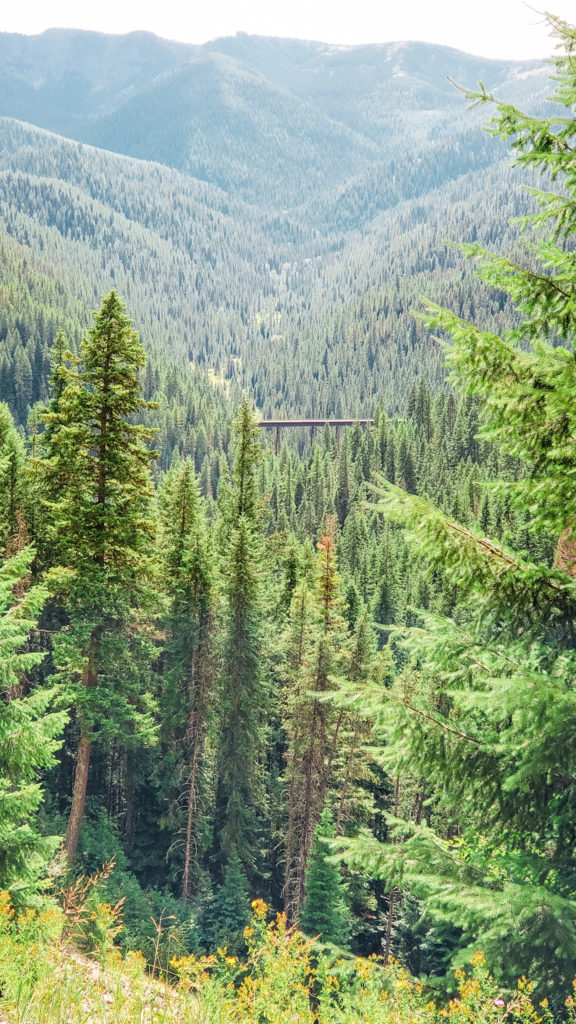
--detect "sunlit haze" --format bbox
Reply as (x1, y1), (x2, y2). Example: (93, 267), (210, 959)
(2, 0), (575, 60)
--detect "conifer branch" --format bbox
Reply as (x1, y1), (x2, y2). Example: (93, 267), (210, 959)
(394, 696), (483, 746)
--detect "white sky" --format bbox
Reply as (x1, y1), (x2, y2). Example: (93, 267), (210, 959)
(1, 1), (575, 61)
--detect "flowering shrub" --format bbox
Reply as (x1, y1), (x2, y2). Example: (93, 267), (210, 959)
(172, 900), (317, 1022)
(0, 892), (570, 1024)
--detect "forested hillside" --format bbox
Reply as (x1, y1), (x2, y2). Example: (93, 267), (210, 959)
(0, 30), (549, 204)
(0, 27), (554, 431)
(0, 115), (536, 429)
(3, 13), (576, 1022)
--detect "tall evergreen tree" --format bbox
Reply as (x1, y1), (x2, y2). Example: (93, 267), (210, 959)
(342, 17), (576, 994)
(215, 401), (269, 872)
(206, 850), (251, 954)
(158, 459), (216, 901)
(0, 547), (65, 902)
(0, 403), (27, 555)
(42, 291), (157, 861)
(283, 533), (349, 919)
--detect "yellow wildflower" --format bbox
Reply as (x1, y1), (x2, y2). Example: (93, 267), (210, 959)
(251, 898), (268, 918)
(0, 891), (13, 920)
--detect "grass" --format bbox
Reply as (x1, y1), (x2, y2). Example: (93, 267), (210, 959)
(0, 892), (570, 1024)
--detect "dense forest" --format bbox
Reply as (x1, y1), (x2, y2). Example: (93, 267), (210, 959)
(2, 12), (576, 1024)
(0, 28), (554, 431)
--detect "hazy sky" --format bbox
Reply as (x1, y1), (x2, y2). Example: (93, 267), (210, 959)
(2, 1), (574, 60)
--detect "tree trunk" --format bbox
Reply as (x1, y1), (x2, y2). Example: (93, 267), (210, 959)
(181, 743), (200, 903)
(63, 639), (97, 861)
(554, 528), (576, 577)
(63, 730), (92, 860)
(383, 775), (400, 962)
(123, 748), (135, 845)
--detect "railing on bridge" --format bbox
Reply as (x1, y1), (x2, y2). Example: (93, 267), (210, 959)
(258, 418), (374, 453)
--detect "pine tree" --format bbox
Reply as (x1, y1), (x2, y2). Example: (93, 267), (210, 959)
(215, 401), (269, 872)
(341, 502), (368, 577)
(43, 292), (157, 861)
(206, 851), (250, 953)
(283, 533), (349, 919)
(333, 605), (379, 836)
(0, 547), (66, 902)
(157, 459), (216, 901)
(342, 17), (576, 994)
(0, 403), (26, 554)
(300, 810), (349, 947)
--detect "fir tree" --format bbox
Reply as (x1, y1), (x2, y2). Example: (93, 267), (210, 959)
(283, 532), (349, 919)
(300, 810), (349, 947)
(206, 851), (251, 954)
(333, 605), (379, 835)
(157, 459), (216, 901)
(215, 401), (269, 872)
(0, 403), (26, 555)
(43, 291), (157, 861)
(342, 17), (576, 994)
(0, 547), (66, 902)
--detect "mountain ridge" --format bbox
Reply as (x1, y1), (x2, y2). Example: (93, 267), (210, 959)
(0, 29), (551, 209)
(0, 27), (556, 427)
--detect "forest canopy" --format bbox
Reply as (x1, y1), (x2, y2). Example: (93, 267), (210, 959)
(1, 11), (576, 1020)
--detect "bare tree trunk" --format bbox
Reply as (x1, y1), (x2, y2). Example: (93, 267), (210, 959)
(63, 640), (97, 861)
(411, 779), (427, 826)
(283, 746), (299, 919)
(123, 748), (135, 844)
(383, 775), (400, 962)
(63, 731), (92, 860)
(554, 528), (576, 577)
(297, 739), (317, 910)
(181, 633), (212, 903)
(181, 743), (200, 902)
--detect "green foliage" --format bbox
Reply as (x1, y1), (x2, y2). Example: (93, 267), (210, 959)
(1, 19), (573, 986)
(300, 810), (350, 947)
(282, 532), (351, 918)
(0, 404), (26, 554)
(44, 290), (157, 572)
(0, 894), (569, 1024)
(0, 548), (65, 902)
(215, 401), (269, 871)
(41, 291), (159, 859)
(341, 14), (576, 998)
(157, 459), (216, 900)
(205, 853), (251, 955)
(0, 36), (548, 437)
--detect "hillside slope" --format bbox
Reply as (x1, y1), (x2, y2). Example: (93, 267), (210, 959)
(0, 30), (551, 209)
(0, 29), (554, 423)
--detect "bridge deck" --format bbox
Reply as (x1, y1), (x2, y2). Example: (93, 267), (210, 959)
(258, 419), (374, 428)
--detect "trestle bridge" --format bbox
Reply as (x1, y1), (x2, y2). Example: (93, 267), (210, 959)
(258, 418), (374, 454)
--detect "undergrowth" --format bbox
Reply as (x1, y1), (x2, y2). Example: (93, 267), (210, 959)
(0, 889), (572, 1023)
